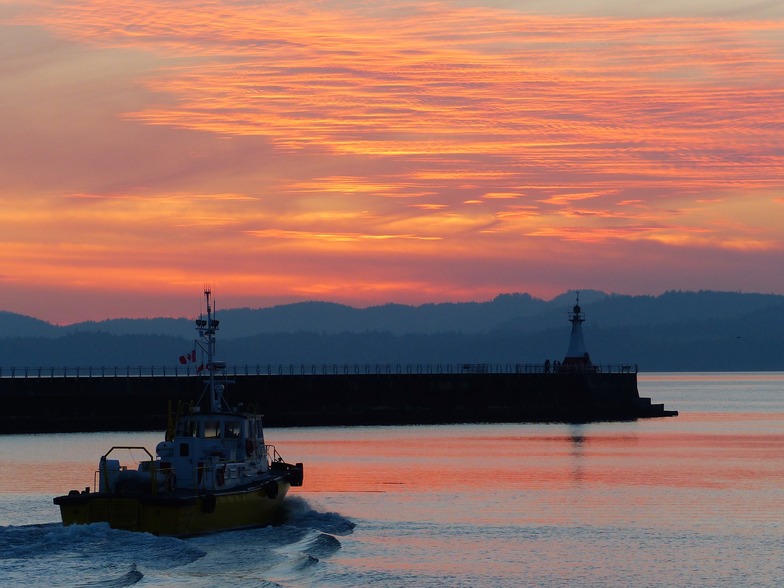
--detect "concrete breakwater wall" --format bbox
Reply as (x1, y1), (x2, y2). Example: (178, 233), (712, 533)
(1, 366), (676, 434)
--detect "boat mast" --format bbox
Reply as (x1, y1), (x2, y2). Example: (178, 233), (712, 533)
(196, 287), (224, 413)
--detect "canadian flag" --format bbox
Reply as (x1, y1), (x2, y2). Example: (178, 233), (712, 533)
(179, 350), (197, 364)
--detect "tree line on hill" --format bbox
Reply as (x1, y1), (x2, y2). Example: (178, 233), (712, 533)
(0, 290), (782, 372)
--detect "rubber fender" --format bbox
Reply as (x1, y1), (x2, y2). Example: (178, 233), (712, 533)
(264, 480), (279, 499)
(289, 463), (304, 487)
(201, 493), (217, 514)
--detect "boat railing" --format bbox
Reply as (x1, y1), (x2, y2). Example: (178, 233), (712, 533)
(102, 445), (155, 461)
(93, 446), (158, 494)
(265, 444), (284, 465)
(0, 363), (638, 379)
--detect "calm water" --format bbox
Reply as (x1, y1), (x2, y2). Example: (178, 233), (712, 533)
(1, 373), (783, 587)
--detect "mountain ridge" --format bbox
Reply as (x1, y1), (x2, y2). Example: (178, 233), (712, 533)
(1, 290), (781, 371)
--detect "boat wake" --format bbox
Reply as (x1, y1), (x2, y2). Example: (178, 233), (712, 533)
(184, 497), (355, 585)
(1, 522), (205, 587)
(0, 498), (354, 587)
(276, 495), (357, 536)
(75, 564), (143, 587)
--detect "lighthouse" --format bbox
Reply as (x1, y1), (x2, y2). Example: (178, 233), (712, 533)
(562, 292), (593, 371)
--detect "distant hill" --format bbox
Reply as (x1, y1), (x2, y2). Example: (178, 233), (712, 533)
(0, 290), (782, 371)
(49, 292), (548, 338)
(0, 311), (60, 338)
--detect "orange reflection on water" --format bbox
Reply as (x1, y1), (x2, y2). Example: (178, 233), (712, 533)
(4, 413), (783, 534)
(280, 416), (784, 533)
(279, 413), (784, 499)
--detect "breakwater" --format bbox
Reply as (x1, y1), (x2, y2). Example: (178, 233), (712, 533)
(0, 363), (676, 434)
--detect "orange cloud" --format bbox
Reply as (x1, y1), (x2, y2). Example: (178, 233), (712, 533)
(246, 228), (441, 243)
(1, 1), (783, 321)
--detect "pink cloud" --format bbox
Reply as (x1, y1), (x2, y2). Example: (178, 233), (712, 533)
(1, 1), (783, 321)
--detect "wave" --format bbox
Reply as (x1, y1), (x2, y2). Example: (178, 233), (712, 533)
(305, 532), (343, 559)
(180, 498), (352, 585)
(0, 521), (206, 566)
(277, 496), (356, 536)
(75, 564), (143, 587)
(0, 522), (205, 587)
(0, 498), (351, 587)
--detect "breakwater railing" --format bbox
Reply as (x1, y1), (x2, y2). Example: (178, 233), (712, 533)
(0, 363), (638, 379)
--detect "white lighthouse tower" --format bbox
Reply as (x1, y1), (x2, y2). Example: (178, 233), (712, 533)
(563, 292), (593, 371)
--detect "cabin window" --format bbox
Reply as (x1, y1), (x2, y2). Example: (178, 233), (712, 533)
(224, 421), (241, 438)
(178, 420), (198, 437)
(204, 420), (221, 438)
(179, 443), (189, 457)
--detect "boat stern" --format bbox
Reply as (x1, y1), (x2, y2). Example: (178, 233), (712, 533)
(270, 460), (304, 487)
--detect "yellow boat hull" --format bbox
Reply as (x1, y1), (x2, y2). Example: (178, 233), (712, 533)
(54, 482), (291, 537)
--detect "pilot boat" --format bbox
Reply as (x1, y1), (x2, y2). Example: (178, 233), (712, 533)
(53, 289), (303, 536)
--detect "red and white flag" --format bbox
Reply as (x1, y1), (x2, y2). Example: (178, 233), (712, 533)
(179, 349), (196, 364)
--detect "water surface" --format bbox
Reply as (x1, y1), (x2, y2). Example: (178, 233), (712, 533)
(1, 373), (782, 586)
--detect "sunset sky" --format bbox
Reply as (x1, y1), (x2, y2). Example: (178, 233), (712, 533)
(2, 0), (783, 324)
